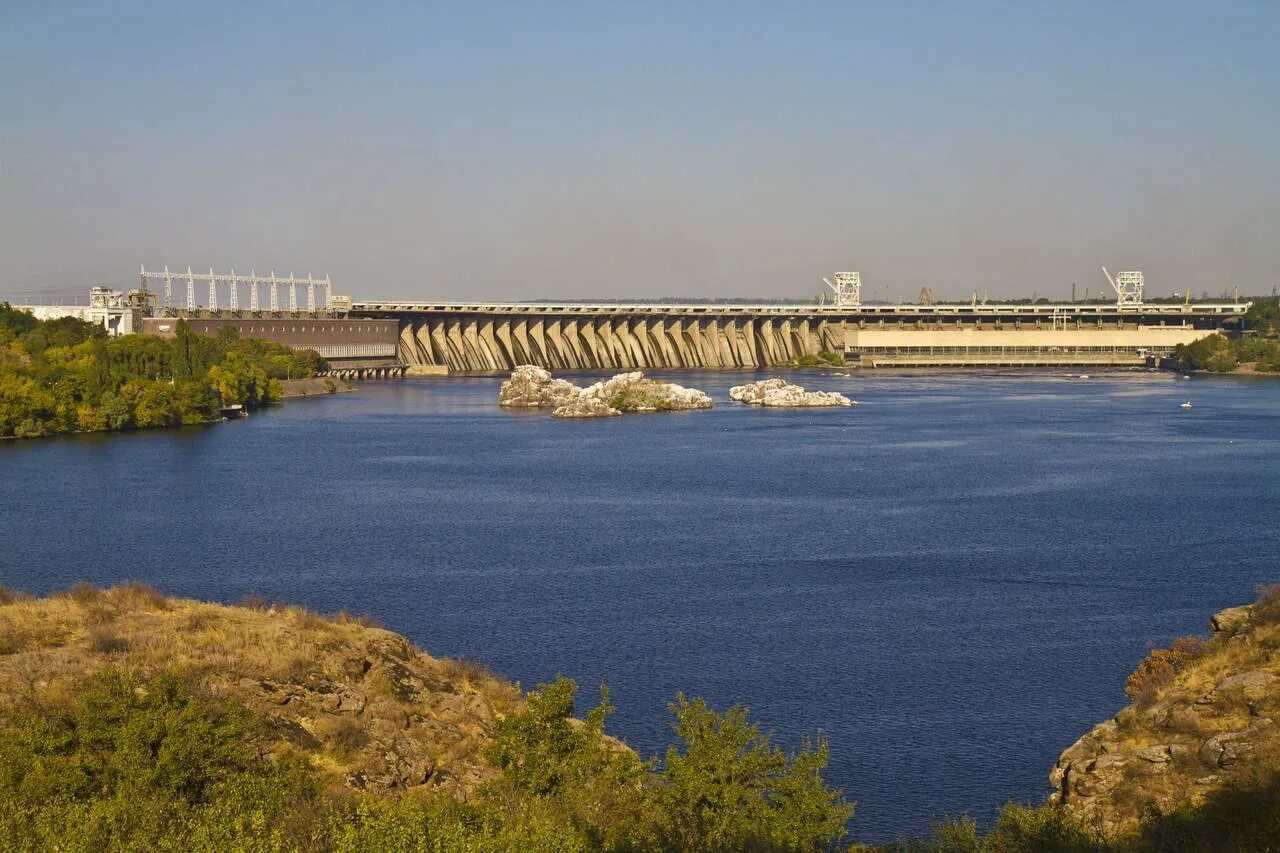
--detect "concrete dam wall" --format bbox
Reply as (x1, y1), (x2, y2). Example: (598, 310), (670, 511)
(394, 314), (845, 371)
(349, 302), (1248, 373)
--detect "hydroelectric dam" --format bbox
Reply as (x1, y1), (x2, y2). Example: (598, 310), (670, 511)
(352, 298), (1245, 372)
(125, 267), (1249, 373)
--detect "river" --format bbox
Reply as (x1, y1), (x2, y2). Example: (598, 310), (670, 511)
(2, 368), (1278, 841)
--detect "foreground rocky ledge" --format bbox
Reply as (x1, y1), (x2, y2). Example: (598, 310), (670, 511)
(498, 365), (712, 418)
(1049, 590), (1280, 840)
(0, 584), (519, 796)
(729, 378), (855, 408)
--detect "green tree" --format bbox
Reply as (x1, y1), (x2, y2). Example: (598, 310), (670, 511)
(655, 694), (853, 852)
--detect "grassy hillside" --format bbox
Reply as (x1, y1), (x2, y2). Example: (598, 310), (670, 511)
(0, 584), (851, 852)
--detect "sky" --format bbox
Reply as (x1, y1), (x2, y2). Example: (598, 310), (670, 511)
(2, 1), (1278, 303)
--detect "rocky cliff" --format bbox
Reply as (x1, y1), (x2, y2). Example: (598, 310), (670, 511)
(0, 584), (521, 797)
(1050, 591), (1280, 840)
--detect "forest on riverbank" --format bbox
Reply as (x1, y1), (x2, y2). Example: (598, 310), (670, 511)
(0, 305), (326, 438)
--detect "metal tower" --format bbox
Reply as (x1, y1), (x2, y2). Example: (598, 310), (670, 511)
(208, 268), (218, 311)
(228, 269), (238, 311)
(249, 270), (259, 311)
(306, 274), (316, 312)
(822, 272), (862, 307)
(1102, 267), (1144, 306)
(186, 267), (196, 309)
(288, 273), (298, 311)
(270, 272), (279, 312)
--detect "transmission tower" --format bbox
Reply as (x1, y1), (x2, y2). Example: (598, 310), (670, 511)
(208, 268), (218, 311)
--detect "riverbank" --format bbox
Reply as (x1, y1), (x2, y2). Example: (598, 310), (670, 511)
(6, 584), (1280, 849)
(0, 583), (852, 850)
(280, 376), (354, 397)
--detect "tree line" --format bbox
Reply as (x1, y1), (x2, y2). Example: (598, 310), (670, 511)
(0, 304), (326, 439)
(1173, 296), (1280, 373)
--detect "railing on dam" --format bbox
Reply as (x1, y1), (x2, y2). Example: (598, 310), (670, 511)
(352, 300), (1248, 319)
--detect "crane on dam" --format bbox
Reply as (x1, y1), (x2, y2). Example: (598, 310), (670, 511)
(1102, 267), (1145, 306)
(822, 272), (862, 307)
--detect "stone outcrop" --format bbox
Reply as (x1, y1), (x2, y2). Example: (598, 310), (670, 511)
(0, 585), (523, 798)
(497, 365), (581, 408)
(1048, 594), (1280, 839)
(729, 378), (855, 408)
(499, 367), (712, 419)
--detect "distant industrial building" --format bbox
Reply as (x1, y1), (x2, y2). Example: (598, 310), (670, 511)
(11, 287), (149, 336)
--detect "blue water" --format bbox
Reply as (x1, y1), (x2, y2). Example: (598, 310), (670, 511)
(2, 369), (1279, 841)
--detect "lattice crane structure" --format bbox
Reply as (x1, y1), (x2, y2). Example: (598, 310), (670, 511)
(822, 272), (862, 307)
(1102, 267), (1144, 306)
(139, 266), (333, 313)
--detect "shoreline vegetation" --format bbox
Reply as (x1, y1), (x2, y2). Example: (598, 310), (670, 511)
(3, 584), (1280, 850)
(0, 304), (330, 440)
(1173, 296), (1280, 375)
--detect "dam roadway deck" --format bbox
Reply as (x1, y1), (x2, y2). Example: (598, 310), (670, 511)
(348, 300), (1248, 372)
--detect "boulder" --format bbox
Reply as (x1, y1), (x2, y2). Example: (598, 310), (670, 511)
(729, 378), (854, 408)
(498, 365), (582, 408)
(1213, 670), (1278, 702)
(1211, 605), (1253, 635)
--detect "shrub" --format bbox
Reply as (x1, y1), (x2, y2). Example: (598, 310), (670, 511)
(1125, 636), (1204, 703)
(67, 581), (102, 605)
(87, 625), (129, 654)
(0, 586), (29, 606)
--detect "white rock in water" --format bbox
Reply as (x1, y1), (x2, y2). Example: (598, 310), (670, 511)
(729, 378), (854, 408)
(498, 365), (582, 408)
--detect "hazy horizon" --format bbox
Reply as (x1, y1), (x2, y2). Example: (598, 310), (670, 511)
(3, 2), (1278, 303)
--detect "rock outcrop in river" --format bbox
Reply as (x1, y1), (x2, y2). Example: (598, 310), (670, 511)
(729, 378), (855, 408)
(498, 366), (712, 419)
(1049, 589), (1280, 840)
(497, 365), (582, 408)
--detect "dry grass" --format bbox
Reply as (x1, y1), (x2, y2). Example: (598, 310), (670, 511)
(0, 582), (525, 797)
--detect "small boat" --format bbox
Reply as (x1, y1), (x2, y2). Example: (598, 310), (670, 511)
(1078, 374), (1090, 380)
(1182, 375), (1191, 380)
(1179, 401), (1193, 409)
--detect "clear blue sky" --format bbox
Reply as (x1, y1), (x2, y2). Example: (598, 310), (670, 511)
(2, 1), (1277, 301)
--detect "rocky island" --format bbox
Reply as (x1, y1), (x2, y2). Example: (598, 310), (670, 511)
(498, 365), (712, 418)
(729, 378), (855, 408)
